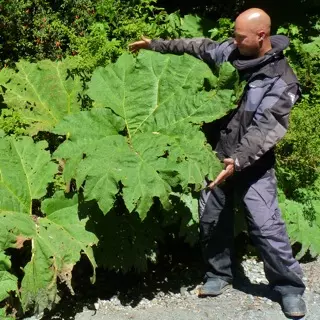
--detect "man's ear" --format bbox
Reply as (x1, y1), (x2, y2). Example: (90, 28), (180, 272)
(258, 31), (266, 41)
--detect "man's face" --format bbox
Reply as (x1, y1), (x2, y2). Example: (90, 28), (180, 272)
(233, 20), (261, 57)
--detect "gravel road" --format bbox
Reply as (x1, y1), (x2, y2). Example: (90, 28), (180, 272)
(25, 256), (320, 320)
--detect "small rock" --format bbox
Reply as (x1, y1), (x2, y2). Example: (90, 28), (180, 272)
(110, 296), (121, 306)
(180, 286), (189, 295)
(190, 287), (200, 295)
(94, 302), (100, 310)
(248, 294), (254, 301)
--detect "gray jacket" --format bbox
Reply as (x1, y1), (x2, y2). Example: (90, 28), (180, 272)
(149, 35), (300, 171)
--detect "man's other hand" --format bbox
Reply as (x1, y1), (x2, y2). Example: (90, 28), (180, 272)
(207, 158), (235, 189)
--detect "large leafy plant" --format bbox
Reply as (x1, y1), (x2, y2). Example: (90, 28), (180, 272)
(53, 52), (238, 217)
(0, 50), (239, 317)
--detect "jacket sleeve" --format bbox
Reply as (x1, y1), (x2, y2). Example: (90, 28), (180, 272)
(148, 38), (233, 66)
(230, 81), (301, 171)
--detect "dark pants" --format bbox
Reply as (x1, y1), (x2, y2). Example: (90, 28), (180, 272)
(198, 166), (305, 296)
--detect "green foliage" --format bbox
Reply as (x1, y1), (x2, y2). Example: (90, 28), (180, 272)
(279, 189), (320, 260)
(0, 58), (82, 135)
(208, 18), (234, 41)
(0, 307), (15, 320)
(0, 0), (94, 66)
(276, 24), (320, 198)
(274, 23), (320, 261)
(161, 13), (234, 40)
(158, 0), (320, 31)
(67, 0), (176, 71)
(0, 0), (182, 71)
(0, 0), (236, 72)
(276, 98), (320, 194)
(277, 21), (320, 97)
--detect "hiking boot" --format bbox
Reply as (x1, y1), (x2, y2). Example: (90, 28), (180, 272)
(197, 278), (232, 297)
(281, 294), (307, 317)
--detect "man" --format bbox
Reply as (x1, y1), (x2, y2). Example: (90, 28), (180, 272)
(129, 8), (306, 317)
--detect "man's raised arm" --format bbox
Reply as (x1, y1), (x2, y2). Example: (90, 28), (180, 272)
(129, 36), (234, 66)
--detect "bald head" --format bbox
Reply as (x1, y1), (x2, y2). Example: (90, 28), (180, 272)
(236, 8), (271, 36)
(233, 8), (272, 57)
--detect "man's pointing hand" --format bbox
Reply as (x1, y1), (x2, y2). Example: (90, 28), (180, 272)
(128, 36), (151, 53)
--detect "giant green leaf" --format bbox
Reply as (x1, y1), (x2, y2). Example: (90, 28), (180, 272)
(54, 51), (237, 218)
(0, 136), (97, 313)
(54, 51), (236, 218)
(0, 58), (82, 135)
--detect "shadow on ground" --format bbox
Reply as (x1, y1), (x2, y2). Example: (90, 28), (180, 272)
(37, 233), (306, 320)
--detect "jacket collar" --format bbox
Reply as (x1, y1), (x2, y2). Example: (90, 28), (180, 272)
(229, 35), (290, 81)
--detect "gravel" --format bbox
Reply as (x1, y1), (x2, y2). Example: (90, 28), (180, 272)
(24, 256), (320, 320)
